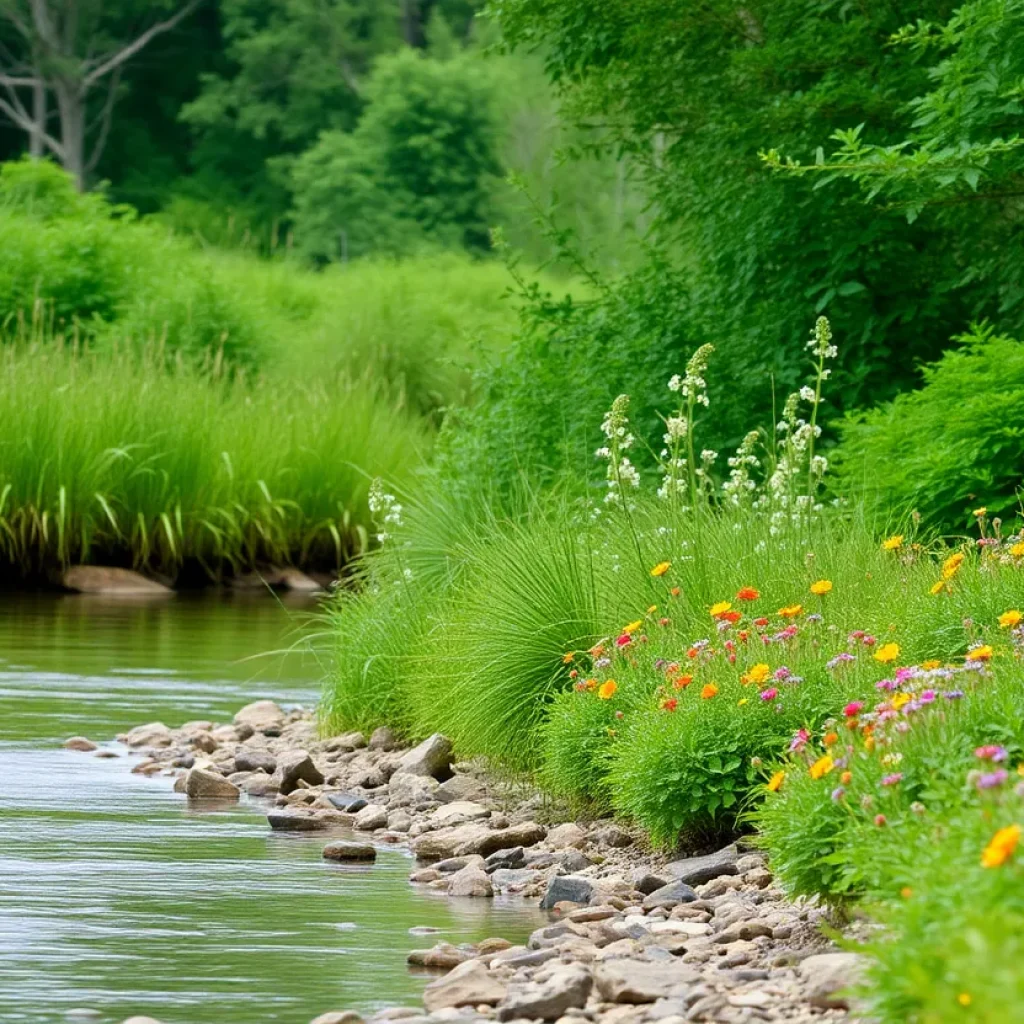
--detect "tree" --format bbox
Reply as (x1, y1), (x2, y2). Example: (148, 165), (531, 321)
(0, 0), (201, 189)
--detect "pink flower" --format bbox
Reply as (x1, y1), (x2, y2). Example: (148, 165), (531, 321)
(615, 634), (632, 648)
(760, 687), (779, 702)
(874, 814), (887, 827)
(975, 745), (1009, 762)
(844, 701), (864, 718)
(881, 773), (903, 787)
(789, 728), (810, 753)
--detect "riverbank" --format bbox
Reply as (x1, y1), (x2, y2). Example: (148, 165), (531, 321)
(85, 701), (868, 1024)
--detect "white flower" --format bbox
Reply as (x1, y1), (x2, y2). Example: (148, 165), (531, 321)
(668, 374), (683, 392)
(799, 386), (815, 402)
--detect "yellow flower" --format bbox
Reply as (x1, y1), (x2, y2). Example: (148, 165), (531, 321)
(767, 770), (785, 792)
(623, 620), (643, 635)
(999, 610), (1023, 629)
(930, 580), (947, 596)
(598, 680), (618, 700)
(701, 683), (719, 700)
(942, 551), (965, 580)
(650, 561), (671, 577)
(562, 651), (575, 664)
(981, 824), (1021, 868)
(900, 886), (913, 900)
(892, 692), (912, 710)
(737, 698), (748, 706)
(742, 663), (771, 686)
(882, 535), (904, 551)
(1011, 542), (1024, 558)
(709, 601), (732, 618)
(809, 754), (835, 780)
(810, 579), (833, 596)
(958, 993), (972, 1007)
(969, 645), (993, 662)
(647, 605), (658, 615)
(973, 507), (988, 518)
(921, 659), (941, 670)
(874, 642), (900, 664)
(778, 604), (803, 618)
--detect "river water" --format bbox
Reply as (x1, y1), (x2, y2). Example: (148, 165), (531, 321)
(0, 594), (541, 1024)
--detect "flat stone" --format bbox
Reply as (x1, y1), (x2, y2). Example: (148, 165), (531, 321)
(423, 960), (508, 1012)
(64, 736), (98, 752)
(642, 881), (699, 909)
(233, 700), (285, 732)
(412, 824), (491, 861)
(124, 722), (173, 748)
(397, 733), (454, 780)
(485, 847), (526, 871)
(62, 566), (171, 595)
(798, 952), (865, 1009)
(184, 767), (240, 801)
(459, 822), (547, 858)
(496, 964), (593, 1022)
(448, 864), (493, 897)
(235, 750), (277, 774)
(326, 792), (369, 813)
(491, 868), (539, 893)
(353, 804), (388, 831)
(593, 960), (699, 1004)
(309, 1013), (363, 1024)
(278, 750), (325, 795)
(631, 871), (670, 895)
(540, 875), (594, 910)
(714, 920), (774, 943)
(267, 810), (327, 831)
(323, 841), (377, 862)
(436, 775), (486, 804)
(407, 943), (473, 970)
(545, 823), (588, 849)
(430, 801), (491, 828)
(664, 845), (739, 886)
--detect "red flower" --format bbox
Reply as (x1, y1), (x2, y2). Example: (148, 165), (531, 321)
(737, 587), (760, 601)
(844, 701), (864, 717)
(661, 698), (679, 712)
(721, 610), (742, 624)
(615, 633), (632, 648)
(754, 617), (769, 627)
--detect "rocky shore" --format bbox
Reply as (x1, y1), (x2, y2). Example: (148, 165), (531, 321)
(69, 702), (868, 1024)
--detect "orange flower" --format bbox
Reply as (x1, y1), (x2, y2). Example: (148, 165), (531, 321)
(670, 586), (681, 597)
(840, 771), (853, 785)
(737, 587), (760, 601)
(672, 674), (693, 689)
(721, 610), (742, 624)
(562, 651), (575, 664)
(921, 659), (941, 670)
(709, 601), (732, 618)
(651, 561), (671, 577)
(767, 770), (785, 792)
(874, 642), (900, 664)
(900, 886), (913, 900)
(823, 731), (839, 747)
(598, 680), (618, 700)
(942, 551), (964, 580)
(809, 755), (834, 780)
(981, 824), (1021, 868)
(810, 580), (833, 596)
(700, 683), (719, 700)
(969, 645), (993, 662)
(999, 610), (1022, 629)
(778, 604), (803, 618)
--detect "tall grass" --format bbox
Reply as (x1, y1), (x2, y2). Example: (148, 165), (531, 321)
(0, 339), (429, 577)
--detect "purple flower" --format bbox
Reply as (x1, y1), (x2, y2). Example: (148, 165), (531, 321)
(943, 689), (965, 700)
(826, 652), (856, 670)
(831, 786), (846, 802)
(774, 666), (793, 681)
(876, 678), (897, 692)
(919, 690), (937, 704)
(881, 773), (903, 787)
(975, 745), (1008, 762)
(806, 613), (823, 624)
(977, 769), (1009, 790)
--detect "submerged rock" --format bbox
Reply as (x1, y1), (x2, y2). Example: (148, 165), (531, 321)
(63, 736), (98, 752)
(62, 566), (171, 596)
(323, 841), (377, 863)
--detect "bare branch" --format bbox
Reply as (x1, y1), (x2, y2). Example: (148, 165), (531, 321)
(83, 0), (202, 89)
(0, 73), (42, 87)
(0, 94), (64, 156)
(85, 65), (120, 173)
(28, 0), (59, 51)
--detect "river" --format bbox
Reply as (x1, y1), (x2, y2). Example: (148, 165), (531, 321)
(0, 593), (541, 1024)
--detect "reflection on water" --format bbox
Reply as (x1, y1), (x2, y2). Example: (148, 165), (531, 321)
(0, 594), (542, 1024)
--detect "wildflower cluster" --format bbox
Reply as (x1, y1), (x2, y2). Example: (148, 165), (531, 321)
(596, 394), (640, 506)
(367, 477), (403, 544)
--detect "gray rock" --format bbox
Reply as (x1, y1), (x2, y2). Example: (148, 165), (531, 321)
(240, 773), (279, 796)
(798, 952), (865, 1009)
(540, 875), (594, 910)
(664, 844), (739, 886)
(544, 823), (588, 849)
(434, 856), (475, 874)
(713, 920), (773, 943)
(496, 964), (593, 1022)
(423, 960), (508, 1013)
(436, 774), (486, 804)
(642, 880), (698, 909)
(593, 960), (699, 1004)
(234, 700), (285, 732)
(124, 722), (173, 748)
(184, 767), (241, 801)
(485, 847), (526, 872)
(632, 870), (670, 895)
(560, 851), (593, 874)
(326, 792), (369, 813)
(235, 750), (277, 774)
(448, 864), (493, 897)
(492, 947), (559, 969)
(267, 810), (327, 831)
(64, 736), (98, 752)
(406, 943), (473, 969)
(592, 825), (632, 848)
(278, 750), (325, 795)
(353, 804), (388, 831)
(430, 801), (491, 828)
(491, 869), (540, 893)
(369, 726), (399, 751)
(461, 822), (547, 858)
(389, 771), (441, 806)
(387, 810), (413, 832)
(323, 841), (377, 862)
(397, 733), (454, 780)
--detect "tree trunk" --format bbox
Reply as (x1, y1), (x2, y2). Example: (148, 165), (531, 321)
(29, 81), (46, 157)
(53, 81), (85, 190)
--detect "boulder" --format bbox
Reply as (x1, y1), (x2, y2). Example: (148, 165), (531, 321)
(485, 847), (526, 872)
(540, 875), (594, 910)
(397, 733), (454, 780)
(412, 824), (491, 861)
(184, 767), (240, 801)
(560, 851), (593, 874)
(240, 773), (279, 796)
(448, 864), (493, 897)
(387, 810), (412, 832)
(642, 881), (699, 910)
(593, 960), (699, 1004)
(389, 772), (440, 806)
(430, 801), (491, 828)
(798, 952), (865, 1010)
(459, 822), (547, 859)
(278, 750), (324, 795)
(267, 810), (328, 832)
(353, 804), (388, 831)
(406, 943), (473, 970)
(124, 722), (172, 748)
(423, 960), (508, 1013)
(234, 700), (285, 733)
(327, 731), (367, 752)
(435, 775), (487, 805)
(62, 566), (171, 595)
(64, 736), (98, 752)
(491, 869), (540, 893)
(323, 842), (377, 863)
(191, 731), (218, 754)
(278, 567), (323, 592)
(235, 750), (277, 774)
(664, 844), (739, 886)
(368, 726), (400, 751)
(632, 870), (670, 895)
(544, 823), (588, 849)
(496, 964), (593, 1022)
(592, 825), (633, 848)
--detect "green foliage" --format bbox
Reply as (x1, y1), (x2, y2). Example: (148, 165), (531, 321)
(290, 50), (502, 262)
(836, 326), (1024, 530)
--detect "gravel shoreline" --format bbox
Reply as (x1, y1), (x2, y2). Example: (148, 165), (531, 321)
(68, 701), (869, 1024)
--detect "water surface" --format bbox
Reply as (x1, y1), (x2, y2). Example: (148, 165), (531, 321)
(0, 594), (541, 1024)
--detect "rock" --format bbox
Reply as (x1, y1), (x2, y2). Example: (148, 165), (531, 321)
(496, 964), (593, 1022)
(491, 869), (539, 893)
(664, 845), (739, 886)
(278, 567), (323, 592)
(369, 725), (400, 750)
(448, 864), (493, 897)
(798, 952), (865, 1009)
(64, 736), (98, 752)
(713, 920), (774, 943)
(545, 823), (588, 849)
(234, 700), (285, 733)
(324, 793), (369, 814)
(423, 960), (508, 1013)
(353, 804), (388, 831)
(593, 960), (699, 1004)
(235, 750), (277, 774)
(430, 801), (491, 828)
(309, 1014), (363, 1024)
(184, 767), (241, 801)
(412, 824), (491, 861)
(592, 825), (632, 848)
(62, 566), (171, 595)
(397, 733), (454, 780)
(121, 1018), (167, 1024)
(191, 731), (218, 753)
(477, 937), (513, 954)
(464, 822), (547, 858)
(642, 880), (699, 910)
(94, 750), (119, 759)
(631, 871), (670, 896)
(267, 810), (327, 831)
(278, 750), (325, 795)
(407, 943), (473, 970)
(435, 775), (486, 805)
(387, 810), (413, 832)
(323, 841), (377, 862)
(124, 722), (172, 748)
(485, 847), (526, 871)
(560, 850), (593, 874)
(389, 771), (440, 805)
(240, 773), (279, 796)
(540, 875), (594, 910)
